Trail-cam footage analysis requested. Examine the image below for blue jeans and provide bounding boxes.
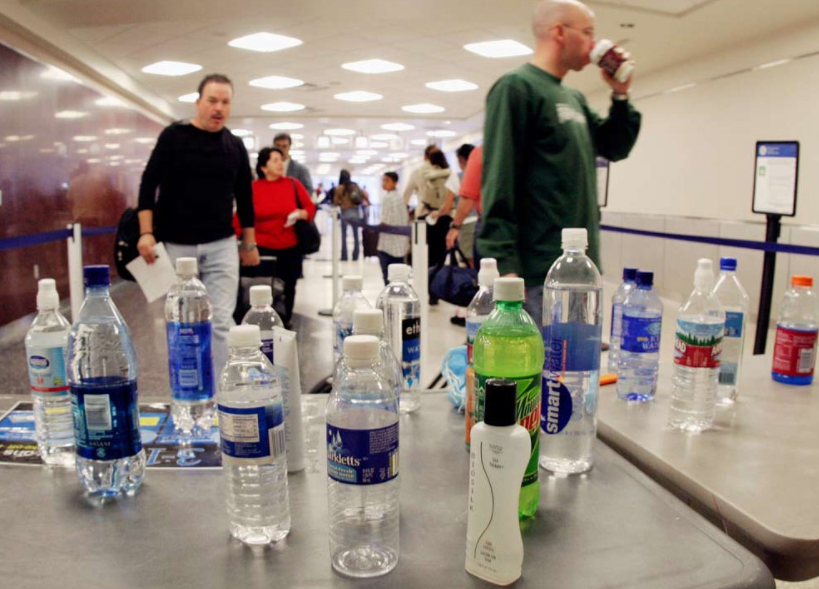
[165,236,239,376]
[340,208,361,261]
[524,284,544,327]
[377,251,404,285]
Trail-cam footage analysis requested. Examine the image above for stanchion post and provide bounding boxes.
[318,206,341,317]
[412,221,430,388]
[66,223,83,321]
[753,213,782,355]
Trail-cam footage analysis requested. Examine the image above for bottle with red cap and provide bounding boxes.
[772,275,819,386]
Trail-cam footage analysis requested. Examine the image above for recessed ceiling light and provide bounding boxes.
[135,137,156,144]
[86,158,101,163]
[426,79,479,92]
[232,129,253,137]
[141,61,202,76]
[334,91,383,102]
[402,103,445,114]
[105,128,132,135]
[40,67,78,82]
[755,59,791,70]
[72,135,97,142]
[55,110,88,119]
[356,150,378,156]
[95,96,125,107]
[249,75,304,90]
[426,130,457,138]
[324,128,356,136]
[178,93,199,103]
[0,91,38,101]
[381,123,415,131]
[331,137,350,145]
[104,144,120,150]
[108,155,124,160]
[341,59,405,74]
[410,139,428,146]
[4,135,20,142]
[369,141,388,148]
[261,102,306,112]
[349,157,369,164]
[370,133,398,141]
[228,32,303,53]
[464,39,533,58]
[269,122,304,130]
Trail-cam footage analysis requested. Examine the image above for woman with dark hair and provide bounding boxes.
[333,169,369,261]
[238,146,316,327]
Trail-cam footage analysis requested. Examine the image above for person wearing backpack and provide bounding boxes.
[333,169,368,261]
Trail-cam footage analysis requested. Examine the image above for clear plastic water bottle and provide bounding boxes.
[68,265,145,497]
[25,278,74,467]
[241,285,284,365]
[616,271,662,402]
[165,257,215,434]
[333,275,372,362]
[608,267,638,373]
[668,259,725,433]
[217,325,290,545]
[712,257,750,402]
[376,264,421,414]
[345,308,403,401]
[465,258,499,446]
[327,335,399,578]
[541,228,603,475]
[772,275,819,386]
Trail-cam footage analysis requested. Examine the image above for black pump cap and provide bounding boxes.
[484,379,518,427]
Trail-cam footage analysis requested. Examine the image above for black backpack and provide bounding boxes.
[114,207,140,281]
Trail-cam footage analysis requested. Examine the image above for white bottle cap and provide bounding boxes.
[342,275,363,292]
[353,309,384,335]
[36,278,59,310]
[388,264,411,283]
[562,228,588,250]
[694,258,715,290]
[344,335,380,361]
[229,324,261,348]
[249,285,273,307]
[493,277,525,302]
[176,257,198,276]
[478,258,499,288]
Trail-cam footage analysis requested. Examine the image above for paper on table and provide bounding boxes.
[125,242,177,303]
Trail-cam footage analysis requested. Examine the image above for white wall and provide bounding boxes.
[588,18,819,227]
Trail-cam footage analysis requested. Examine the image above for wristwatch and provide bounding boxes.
[451,224,461,230]
[238,241,257,251]
[612,92,629,101]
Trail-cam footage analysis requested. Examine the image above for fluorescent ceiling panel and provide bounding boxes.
[229,32,303,53]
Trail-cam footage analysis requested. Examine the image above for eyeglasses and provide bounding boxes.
[561,24,595,39]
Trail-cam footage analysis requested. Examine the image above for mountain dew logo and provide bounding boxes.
[674,319,723,369]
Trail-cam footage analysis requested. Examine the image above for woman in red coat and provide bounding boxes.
[246,146,316,327]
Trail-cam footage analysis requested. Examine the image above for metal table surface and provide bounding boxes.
[0,393,773,589]
[598,352,819,581]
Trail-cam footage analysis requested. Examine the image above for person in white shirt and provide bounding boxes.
[377,171,410,284]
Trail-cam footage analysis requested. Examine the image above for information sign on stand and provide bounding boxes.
[596,157,610,208]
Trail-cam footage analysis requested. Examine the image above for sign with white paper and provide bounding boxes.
[752,141,799,216]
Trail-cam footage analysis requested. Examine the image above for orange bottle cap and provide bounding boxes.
[792,275,813,287]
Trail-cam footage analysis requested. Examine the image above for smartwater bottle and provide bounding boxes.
[333,275,372,362]
[376,264,421,413]
[25,278,74,467]
[608,267,637,373]
[712,257,749,403]
[772,275,819,386]
[616,271,662,402]
[541,228,602,475]
[327,335,399,578]
[217,325,290,545]
[165,257,215,434]
[68,265,145,497]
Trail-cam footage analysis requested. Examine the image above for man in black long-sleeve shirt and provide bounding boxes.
[137,73,258,374]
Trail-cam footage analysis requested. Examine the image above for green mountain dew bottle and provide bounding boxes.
[473,277,545,518]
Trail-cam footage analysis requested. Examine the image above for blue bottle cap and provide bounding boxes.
[84,265,110,287]
[623,267,638,281]
[636,271,654,288]
[720,257,737,271]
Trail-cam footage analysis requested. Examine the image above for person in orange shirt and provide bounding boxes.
[446,145,483,265]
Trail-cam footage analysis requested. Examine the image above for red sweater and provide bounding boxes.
[235,177,317,250]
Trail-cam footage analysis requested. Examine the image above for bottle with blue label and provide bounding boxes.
[376,264,421,414]
[25,278,74,467]
[333,275,371,362]
[217,325,289,545]
[608,267,638,373]
[668,259,725,433]
[327,335,399,578]
[165,257,215,434]
[241,285,284,365]
[772,275,819,386]
[712,257,749,402]
[68,265,145,498]
[616,271,662,402]
[541,228,602,475]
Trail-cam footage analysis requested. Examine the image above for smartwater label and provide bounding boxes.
[167,321,214,402]
[71,379,142,460]
[218,402,285,466]
[773,326,818,377]
[673,319,723,369]
[261,336,275,365]
[27,346,69,394]
[466,317,486,365]
[475,372,540,487]
[334,321,352,359]
[541,377,573,435]
[327,422,399,485]
[621,315,662,354]
[402,317,421,391]
[544,322,602,373]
